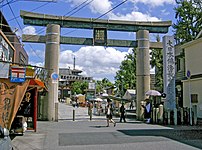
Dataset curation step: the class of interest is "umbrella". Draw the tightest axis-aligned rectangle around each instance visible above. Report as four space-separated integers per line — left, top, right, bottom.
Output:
94 98 103 102
145 90 161 96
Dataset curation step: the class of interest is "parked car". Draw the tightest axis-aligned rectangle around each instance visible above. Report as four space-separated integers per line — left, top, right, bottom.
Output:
0 126 13 150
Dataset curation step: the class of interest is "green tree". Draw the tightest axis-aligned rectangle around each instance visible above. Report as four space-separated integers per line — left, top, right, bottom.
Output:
96 78 114 94
71 81 88 95
173 0 202 44
114 48 136 96
150 48 163 92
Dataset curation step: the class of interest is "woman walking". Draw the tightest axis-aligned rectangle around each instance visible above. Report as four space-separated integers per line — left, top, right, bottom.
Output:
105 98 116 127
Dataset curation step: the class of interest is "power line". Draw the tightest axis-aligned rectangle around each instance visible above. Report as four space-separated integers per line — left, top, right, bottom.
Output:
20 0 93 61
23 0 94 39
63 0 90 16
65 0 94 17
6 0 22 30
7 1 50 22
93 0 128 22
63 0 128 35
0 0 17 8
5 0 44 61
5 1 52 61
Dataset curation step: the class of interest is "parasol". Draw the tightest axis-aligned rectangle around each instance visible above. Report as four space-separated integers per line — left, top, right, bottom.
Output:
145 90 161 96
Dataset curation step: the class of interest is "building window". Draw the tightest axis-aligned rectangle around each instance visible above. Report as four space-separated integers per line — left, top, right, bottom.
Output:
19 52 26 64
0 34 13 62
191 94 198 103
177 58 181 71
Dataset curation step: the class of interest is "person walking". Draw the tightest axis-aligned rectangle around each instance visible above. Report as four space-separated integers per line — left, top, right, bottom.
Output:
141 99 152 123
119 103 126 122
105 98 116 127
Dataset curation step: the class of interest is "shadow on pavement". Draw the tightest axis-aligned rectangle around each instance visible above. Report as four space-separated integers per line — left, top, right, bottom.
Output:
118 128 202 149
89 125 108 128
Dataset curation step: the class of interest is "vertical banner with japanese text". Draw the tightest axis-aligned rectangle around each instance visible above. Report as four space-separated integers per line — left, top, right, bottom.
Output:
0 79 29 129
163 36 176 111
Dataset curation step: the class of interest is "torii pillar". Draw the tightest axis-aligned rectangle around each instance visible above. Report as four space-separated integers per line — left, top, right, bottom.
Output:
44 24 60 121
136 30 150 119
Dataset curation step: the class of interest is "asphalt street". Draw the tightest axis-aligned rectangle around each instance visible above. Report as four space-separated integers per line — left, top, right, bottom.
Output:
12 103 202 150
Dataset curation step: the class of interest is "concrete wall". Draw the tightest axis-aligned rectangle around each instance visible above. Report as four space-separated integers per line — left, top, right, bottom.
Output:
184 38 202 75
182 37 202 119
183 79 202 118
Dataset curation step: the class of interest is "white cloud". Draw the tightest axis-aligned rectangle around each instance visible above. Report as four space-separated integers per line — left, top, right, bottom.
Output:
109 11 160 21
67 0 164 22
27 49 44 58
67 0 112 14
161 9 170 16
22 26 36 35
89 0 112 14
59 46 127 81
129 0 175 7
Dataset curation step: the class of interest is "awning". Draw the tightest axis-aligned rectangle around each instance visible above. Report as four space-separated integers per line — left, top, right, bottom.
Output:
29 79 47 91
101 95 131 103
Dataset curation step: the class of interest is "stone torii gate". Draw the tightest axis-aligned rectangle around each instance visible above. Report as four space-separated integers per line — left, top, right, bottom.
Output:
20 10 171 121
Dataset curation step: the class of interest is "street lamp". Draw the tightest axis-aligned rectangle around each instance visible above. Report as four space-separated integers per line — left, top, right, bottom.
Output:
121 76 124 98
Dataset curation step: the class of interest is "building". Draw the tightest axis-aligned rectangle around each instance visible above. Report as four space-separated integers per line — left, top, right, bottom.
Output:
59 67 93 100
180 34 202 119
0 11 28 64
0 11 46 132
175 44 185 108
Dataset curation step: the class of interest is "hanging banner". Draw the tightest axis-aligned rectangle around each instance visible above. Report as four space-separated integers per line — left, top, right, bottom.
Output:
0 79 29 129
10 66 26 82
0 62 9 78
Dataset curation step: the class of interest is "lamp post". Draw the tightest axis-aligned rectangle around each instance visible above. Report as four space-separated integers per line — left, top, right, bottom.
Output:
187 70 192 125
121 76 124 99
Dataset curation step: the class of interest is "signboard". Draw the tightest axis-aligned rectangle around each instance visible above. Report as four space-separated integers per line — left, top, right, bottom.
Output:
0 62 9 78
26 67 35 78
187 70 191 78
93 28 107 46
163 36 176 110
60 75 92 81
88 82 96 90
51 72 59 83
10 66 26 82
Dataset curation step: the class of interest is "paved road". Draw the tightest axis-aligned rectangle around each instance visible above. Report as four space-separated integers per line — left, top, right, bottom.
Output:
12 103 202 150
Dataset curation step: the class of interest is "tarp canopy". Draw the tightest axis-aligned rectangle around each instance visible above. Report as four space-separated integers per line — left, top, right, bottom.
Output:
123 89 136 100
29 79 47 91
101 95 131 103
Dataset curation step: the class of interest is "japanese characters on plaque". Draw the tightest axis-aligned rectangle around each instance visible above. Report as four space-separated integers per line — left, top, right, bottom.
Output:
93 28 107 46
163 36 176 110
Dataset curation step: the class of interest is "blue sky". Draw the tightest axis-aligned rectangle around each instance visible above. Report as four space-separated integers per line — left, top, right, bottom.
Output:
1 0 177 82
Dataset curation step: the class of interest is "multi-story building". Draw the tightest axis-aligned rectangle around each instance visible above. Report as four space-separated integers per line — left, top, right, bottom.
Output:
180 34 202 119
175 44 186 108
0 11 28 64
59 67 93 99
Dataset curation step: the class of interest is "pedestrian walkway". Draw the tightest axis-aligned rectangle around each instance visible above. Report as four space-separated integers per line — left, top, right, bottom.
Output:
11 103 202 150
58 103 105 121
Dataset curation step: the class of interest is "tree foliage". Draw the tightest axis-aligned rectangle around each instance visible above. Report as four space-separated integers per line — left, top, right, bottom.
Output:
96 78 114 94
173 0 202 44
150 48 163 92
71 81 88 95
114 48 136 96
71 78 113 96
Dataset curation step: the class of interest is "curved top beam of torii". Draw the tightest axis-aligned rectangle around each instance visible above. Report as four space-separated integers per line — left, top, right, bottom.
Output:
20 10 172 33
